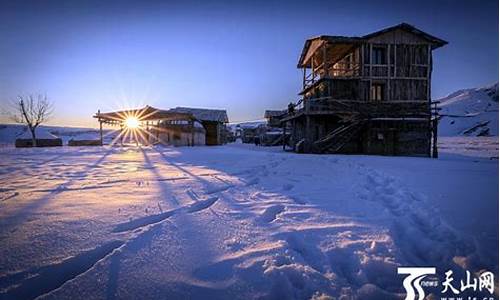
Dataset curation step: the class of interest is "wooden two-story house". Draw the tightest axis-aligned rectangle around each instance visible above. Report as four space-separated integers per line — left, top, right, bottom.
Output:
281 23 446 156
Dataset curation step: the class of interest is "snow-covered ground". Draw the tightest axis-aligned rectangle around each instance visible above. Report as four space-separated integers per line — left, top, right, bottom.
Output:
439 136 498 158
0 82 498 299
0 142 497 299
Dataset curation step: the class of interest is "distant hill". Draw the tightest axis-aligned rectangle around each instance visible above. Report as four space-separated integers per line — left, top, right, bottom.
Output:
227 120 266 132
438 83 498 136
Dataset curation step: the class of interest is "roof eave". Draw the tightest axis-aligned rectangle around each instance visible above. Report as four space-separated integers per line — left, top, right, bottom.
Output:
296 36 365 68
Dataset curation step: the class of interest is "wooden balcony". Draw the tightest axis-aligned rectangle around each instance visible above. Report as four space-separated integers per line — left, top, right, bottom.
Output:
282 98 430 122
304 62 361 90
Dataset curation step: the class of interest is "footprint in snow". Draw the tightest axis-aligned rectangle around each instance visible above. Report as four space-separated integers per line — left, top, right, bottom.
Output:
282 183 294 191
246 177 259 186
259 204 285 223
290 196 307 205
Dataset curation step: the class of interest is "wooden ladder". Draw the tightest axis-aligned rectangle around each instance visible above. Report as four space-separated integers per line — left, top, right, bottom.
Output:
313 120 364 153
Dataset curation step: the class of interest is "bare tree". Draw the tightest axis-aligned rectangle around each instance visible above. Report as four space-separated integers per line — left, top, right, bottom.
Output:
10 94 54 147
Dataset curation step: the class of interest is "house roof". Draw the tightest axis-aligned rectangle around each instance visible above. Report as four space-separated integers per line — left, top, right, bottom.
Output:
264 110 287 118
297 36 363 68
297 22 448 68
94 105 195 123
170 107 229 123
362 23 448 48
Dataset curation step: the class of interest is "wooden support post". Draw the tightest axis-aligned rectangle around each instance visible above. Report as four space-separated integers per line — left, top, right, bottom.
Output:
99 120 103 146
305 115 312 153
369 43 373 101
322 42 328 78
282 122 286 151
302 67 306 90
360 46 364 76
369 43 372 77
428 45 435 158
156 121 160 141
120 124 124 146
394 44 397 77
432 117 438 158
191 120 195 146
97 109 103 146
387 44 391 100
311 57 315 85
427 44 432 103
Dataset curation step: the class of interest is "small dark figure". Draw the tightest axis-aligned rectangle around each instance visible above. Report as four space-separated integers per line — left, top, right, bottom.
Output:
254 136 260 146
288 102 295 115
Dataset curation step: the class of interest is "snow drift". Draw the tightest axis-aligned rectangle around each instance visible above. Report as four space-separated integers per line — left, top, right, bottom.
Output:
0 143 497 299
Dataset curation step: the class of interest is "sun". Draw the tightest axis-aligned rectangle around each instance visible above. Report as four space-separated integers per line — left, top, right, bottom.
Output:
125 116 140 129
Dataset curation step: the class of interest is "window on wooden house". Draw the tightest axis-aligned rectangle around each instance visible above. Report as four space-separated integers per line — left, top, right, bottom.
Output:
371 46 387 65
371 83 385 101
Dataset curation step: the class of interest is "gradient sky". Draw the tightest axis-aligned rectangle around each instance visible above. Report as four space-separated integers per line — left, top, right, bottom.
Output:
0 0 498 127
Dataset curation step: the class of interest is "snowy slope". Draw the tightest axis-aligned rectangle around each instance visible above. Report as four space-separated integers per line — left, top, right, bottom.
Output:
228 120 266 132
438 83 499 136
0 144 497 299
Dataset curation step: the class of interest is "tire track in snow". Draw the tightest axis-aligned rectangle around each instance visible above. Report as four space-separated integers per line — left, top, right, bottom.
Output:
0 193 221 300
113 196 220 233
0 176 223 299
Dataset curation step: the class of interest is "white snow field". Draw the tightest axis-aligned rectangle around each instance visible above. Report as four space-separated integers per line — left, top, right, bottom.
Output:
0 142 497 300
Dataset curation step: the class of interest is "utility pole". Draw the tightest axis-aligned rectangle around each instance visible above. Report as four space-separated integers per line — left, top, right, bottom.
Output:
431 101 440 158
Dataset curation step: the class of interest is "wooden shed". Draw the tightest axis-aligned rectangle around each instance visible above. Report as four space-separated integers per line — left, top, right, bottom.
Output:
94 105 227 146
169 107 229 145
94 106 204 146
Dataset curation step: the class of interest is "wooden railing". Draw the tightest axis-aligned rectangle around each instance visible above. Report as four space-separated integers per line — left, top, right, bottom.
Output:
284 98 430 120
304 62 361 89
327 62 361 78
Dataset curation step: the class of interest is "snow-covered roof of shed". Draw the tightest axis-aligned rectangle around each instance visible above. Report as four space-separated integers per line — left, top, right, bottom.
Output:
170 107 229 123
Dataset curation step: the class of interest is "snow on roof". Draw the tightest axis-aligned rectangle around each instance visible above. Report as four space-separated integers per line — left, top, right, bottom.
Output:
170 107 229 123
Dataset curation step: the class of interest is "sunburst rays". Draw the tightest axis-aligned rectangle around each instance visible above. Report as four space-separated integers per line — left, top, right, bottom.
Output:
98 105 195 147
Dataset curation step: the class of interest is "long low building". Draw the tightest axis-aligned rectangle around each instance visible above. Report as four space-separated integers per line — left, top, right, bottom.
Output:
170 107 229 145
94 105 228 146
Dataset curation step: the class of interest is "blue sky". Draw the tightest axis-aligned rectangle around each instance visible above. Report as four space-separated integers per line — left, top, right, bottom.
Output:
0 0 498 127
